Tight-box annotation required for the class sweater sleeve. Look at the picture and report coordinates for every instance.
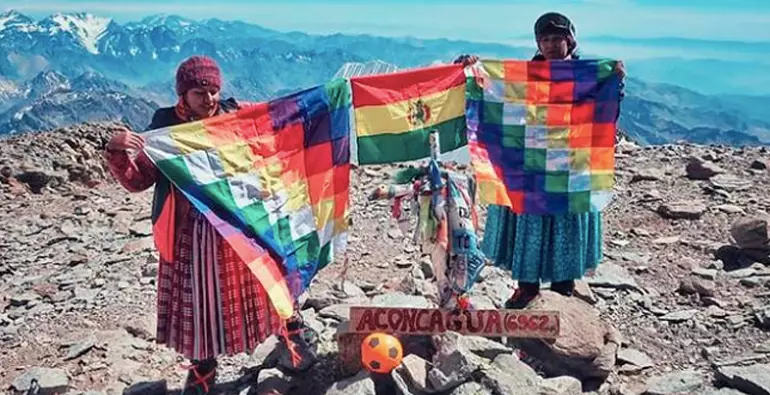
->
[104,149,158,193]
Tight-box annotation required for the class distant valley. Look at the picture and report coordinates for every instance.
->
[0,10,768,146]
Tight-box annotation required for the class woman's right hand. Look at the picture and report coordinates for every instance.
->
[106,126,144,152]
[453,54,479,67]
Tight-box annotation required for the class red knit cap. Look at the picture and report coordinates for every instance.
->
[175,56,222,96]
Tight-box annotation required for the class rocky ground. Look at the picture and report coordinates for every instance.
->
[1,124,770,395]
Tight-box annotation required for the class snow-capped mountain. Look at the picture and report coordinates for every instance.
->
[0,9,768,146]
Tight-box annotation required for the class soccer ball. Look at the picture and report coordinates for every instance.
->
[360,332,403,374]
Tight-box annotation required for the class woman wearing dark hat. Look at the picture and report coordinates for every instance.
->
[104,55,318,394]
[457,12,624,309]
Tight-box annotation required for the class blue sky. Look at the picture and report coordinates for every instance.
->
[4,0,770,42]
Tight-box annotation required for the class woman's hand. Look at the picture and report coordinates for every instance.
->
[453,54,479,67]
[106,126,144,152]
[615,60,626,79]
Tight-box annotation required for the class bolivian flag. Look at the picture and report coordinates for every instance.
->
[351,64,467,165]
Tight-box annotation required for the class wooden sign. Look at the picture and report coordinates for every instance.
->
[349,306,560,339]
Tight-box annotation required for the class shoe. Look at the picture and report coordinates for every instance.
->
[181,358,217,395]
[550,280,575,297]
[276,315,319,373]
[504,287,539,309]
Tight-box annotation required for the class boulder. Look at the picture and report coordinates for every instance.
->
[513,291,621,381]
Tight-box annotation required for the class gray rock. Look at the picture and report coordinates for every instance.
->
[716,204,745,214]
[324,370,376,395]
[716,364,770,395]
[586,263,641,292]
[64,334,96,360]
[128,223,152,237]
[751,160,769,170]
[678,277,716,297]
[730,216,770,250]
[428,340,479,391]
[711,174,752,192]
[631,168,665,182]
[538,376,582,395]
[396,354,432,393]
[741,277,764,288]
[254,368,292,395]
[686,158,724,180]
[727,268,758,279]
[707,305,728,318]
[692,267,718,280]
[478,354,542,395]
[335,282,367,298]
[657,201,707,220]
[459,336,512,361]
[450,382,493,395]
[645,370,705,395]
[11,367,70,395]
[10,292,39,307]
[660,309,699,322]
[420,256,435,279]
[318,299,368,321]
[617,348,654,370]
[371,292,430,308]
[753,305,770,330]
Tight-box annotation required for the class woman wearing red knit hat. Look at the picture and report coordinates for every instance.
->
[104,55,318,394]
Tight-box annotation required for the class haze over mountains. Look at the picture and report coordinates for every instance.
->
[0,9,768,146]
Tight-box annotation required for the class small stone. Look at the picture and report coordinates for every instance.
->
[653,236,680,245]
[538,376,582,395]
[451,382,493,395]
[645,370,704,394]
[11,367,70,395]
[715,204,745,214]
[750,159,768,170]
[727,268,757,279]
[707,305,727,318]
[10,293,39,307]
[400,354,431,392]
[420,256,435,279]
[740,277,763,288]
[711,174,752,192]
[617,348,654,371]
[686,158,723,180]
[129,223,153,237]
[657,201,707,220]
[692,267,718,280]
[585,262,641,291]
[660,310,699,322]
[64,335,96,360]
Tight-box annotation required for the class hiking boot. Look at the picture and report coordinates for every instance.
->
[181,358,217,395]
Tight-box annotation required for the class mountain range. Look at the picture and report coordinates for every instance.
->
[0,10,768,146]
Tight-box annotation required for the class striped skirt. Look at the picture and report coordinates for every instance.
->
[155,210,282,361]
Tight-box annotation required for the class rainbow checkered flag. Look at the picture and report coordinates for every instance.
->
[142,79,352,319]
[466,59,622,214]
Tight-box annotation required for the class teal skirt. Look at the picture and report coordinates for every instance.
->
[481,205,603,284]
